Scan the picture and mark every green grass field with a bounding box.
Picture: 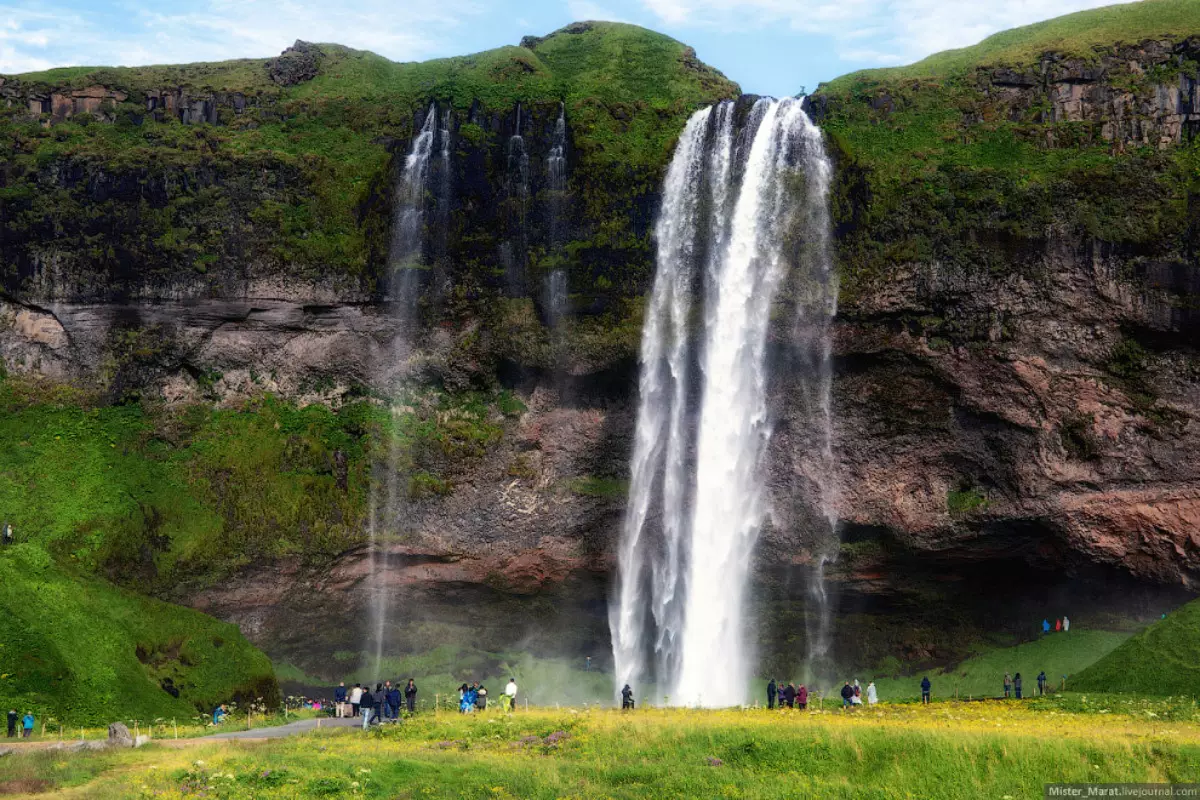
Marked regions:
[3,703,1198,798]
[862,630,1130,703]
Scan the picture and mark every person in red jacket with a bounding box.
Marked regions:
[1055,618,1062,632]
[797,684,808,710]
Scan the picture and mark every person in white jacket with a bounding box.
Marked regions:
[349,684,364,717]
[504,678,518,711]
[867,682,878,706]
[1063,615,1070,632]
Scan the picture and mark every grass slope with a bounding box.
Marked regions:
[0,543,276,726]
[1074,599,1200,695]
[7,706,1200,798]
[865,630,1129,701]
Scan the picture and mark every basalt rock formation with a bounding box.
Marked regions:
[2,6,1200,681]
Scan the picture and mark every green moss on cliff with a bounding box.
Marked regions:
[815,1,1200,303]
[0,377,518,591]
[0,23,736,284]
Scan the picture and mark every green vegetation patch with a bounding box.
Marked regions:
[0,543,276,725]
[1074,599,1200,695]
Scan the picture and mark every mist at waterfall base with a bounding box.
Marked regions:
[610,97,839,707]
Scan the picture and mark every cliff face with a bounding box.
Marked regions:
[2,13,1200,679]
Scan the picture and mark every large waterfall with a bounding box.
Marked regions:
[366,102,452,679]
[610,97,836,706]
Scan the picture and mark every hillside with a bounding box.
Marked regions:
[1073,599,1200,695]
[0,543,276,725]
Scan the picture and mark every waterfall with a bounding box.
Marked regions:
[508,103,530,198]
[610,97,835,707]
[366,102,443,681]
[545,269,568,330]
[547,102,568,249]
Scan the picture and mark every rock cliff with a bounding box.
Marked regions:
[2,7,1200,679]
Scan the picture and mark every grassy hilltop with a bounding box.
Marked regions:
[814,0,1200,302]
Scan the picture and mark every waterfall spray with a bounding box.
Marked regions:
[610,97,836,706]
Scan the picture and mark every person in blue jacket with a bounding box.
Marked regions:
[387,683,402,719]
[1043,619,1051,634]
[21,712,33,738]
[212,704,228,725]
[920,676,932,704]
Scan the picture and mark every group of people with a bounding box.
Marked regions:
[1042,616,1070,634]
[460,679,519,713]
[840,680,877,707]
[6,710,33,738]
[1003,671,1052,698]
[333,680,419,728]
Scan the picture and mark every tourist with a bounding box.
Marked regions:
[781,683,794,709]
[1063,615,1070,632]
[622,684,635,709]
[867,681,878,706]
[405,679,418,714]
[21,712,33,738]
[213,704,228,725]
[1055,618,1062,632]
[1,523,11,546]
[388,682,401,719]
[1042,619,1050,634]
[767,678,777,709]
[505,678,518,711]
[334,682,347,718]
[1003,673,1012,698]
[841,681,854,708]
[797,684,808,710]
[380,681,392,720]
[360,686,375,729]
[5,709,15,738]
[1013,673,1023,700]
[1037,671,1047,696]
[920,676,931,704]
[476,684,488,711]
[350,683,363,717]
[851,681,863,706]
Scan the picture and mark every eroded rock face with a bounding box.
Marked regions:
[267,41,324,87]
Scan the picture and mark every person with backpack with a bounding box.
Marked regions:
[404,679,418,714]
[476,684,488,711]
[621,684,635,710]
[920,677,932,704]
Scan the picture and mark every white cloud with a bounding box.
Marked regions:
[567,0,631,23]
[639,0,1139,66]
[0,0,484,74]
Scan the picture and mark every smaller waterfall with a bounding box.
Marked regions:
[366,101,442,681]
[548,102,567,192]
[390,103,438,272]
[508,103,530,198]
[545,269,568,330]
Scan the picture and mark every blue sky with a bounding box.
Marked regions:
[1,0,1137,96]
